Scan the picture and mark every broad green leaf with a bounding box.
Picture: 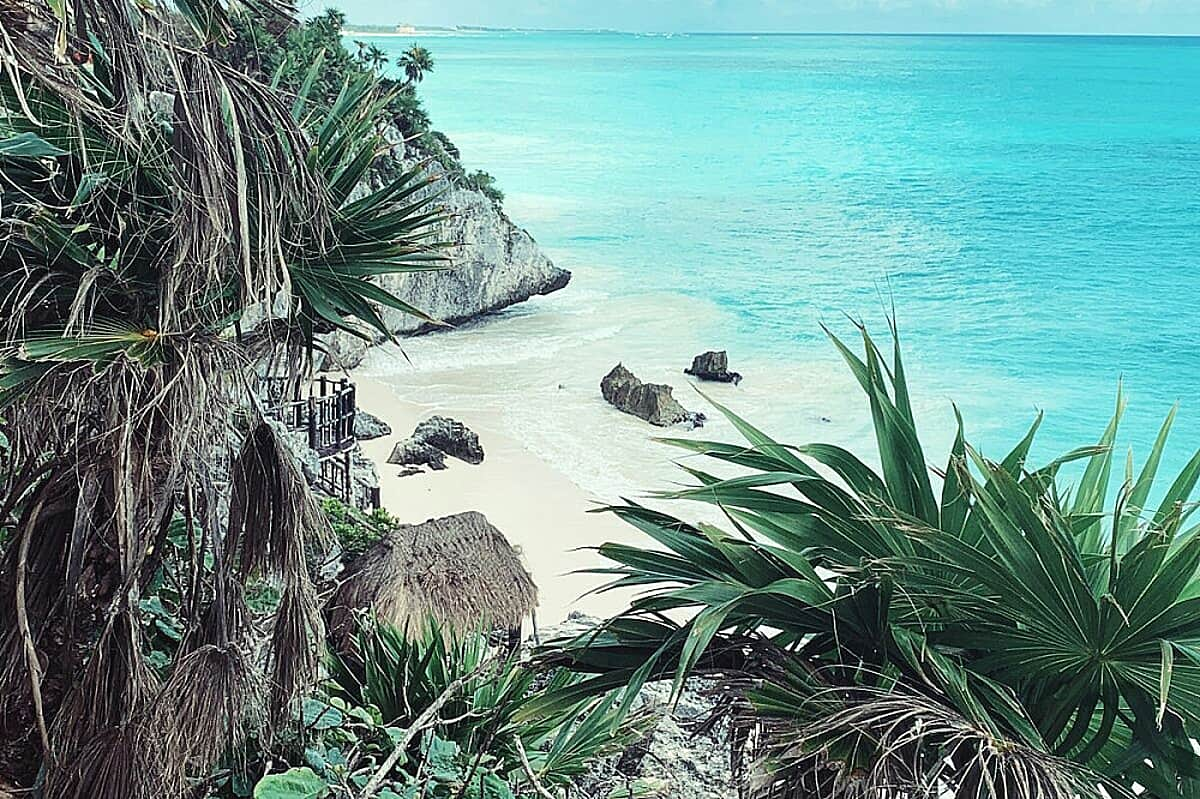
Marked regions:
[253,767,330,799]
[301,698,343,731]
[0,131,67,158]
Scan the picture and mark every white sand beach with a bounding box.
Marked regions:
[352,376,644,627]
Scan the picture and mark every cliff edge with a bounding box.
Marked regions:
[325,136,570,368]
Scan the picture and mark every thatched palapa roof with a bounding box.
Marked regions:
[326,511,537,640]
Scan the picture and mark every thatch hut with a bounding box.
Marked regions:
[325,511,538,643]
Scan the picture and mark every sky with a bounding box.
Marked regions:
[311,0,1200,35]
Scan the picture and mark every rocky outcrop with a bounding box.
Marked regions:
[387,415,484,471]
[387,439,448,471]
[538,614,733,799]
[685,350,742,385]
[601,364,705,428]
[353,408,392,440]
[379,157,570,336]
[323,140,570,369]
[625,681,733,799]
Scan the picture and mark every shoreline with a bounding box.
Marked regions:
[351,375,643,625]
[340,30,483,38]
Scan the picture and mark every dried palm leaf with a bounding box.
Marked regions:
[748,690,1110,799]
[153,643,264,770]
[265,582,321,729]
[228,418,331,581]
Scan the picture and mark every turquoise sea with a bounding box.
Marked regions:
[359,32,1200,499]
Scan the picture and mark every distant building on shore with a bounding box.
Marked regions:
[395,23,417,34]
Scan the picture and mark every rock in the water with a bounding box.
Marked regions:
[385,415,483,470]
[387,440,447,471]
[353,408,392,440]
[601,364,705,428]
[684,350,742,385]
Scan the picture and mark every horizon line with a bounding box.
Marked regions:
[338,25,1200,39]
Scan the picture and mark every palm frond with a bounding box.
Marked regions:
[545,322,1200,798]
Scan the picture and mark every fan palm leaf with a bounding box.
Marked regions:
[540,323,1200,798]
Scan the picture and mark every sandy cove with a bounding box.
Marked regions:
[351,375,645,627]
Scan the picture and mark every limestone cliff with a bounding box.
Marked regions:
[325,142,569,369]
[383,157,569,334]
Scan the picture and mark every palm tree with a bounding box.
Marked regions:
[0,0,445,793]
[366,43,389,72]
[399,43,434,87]
[534,324,1200,798]
[319,7,346,33]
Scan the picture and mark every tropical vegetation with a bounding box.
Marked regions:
[0,0,446,791]
[536,323,1200,799]
[0,1,610,794]
[225,11,504,204]
[323,497,396,558]
[182,612,651,799]
[5,0,1195,795]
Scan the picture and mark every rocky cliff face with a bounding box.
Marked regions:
[325,146,570,369]
[383,157,570,334]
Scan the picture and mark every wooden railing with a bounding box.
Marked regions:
[319,449,380,512]
[261,375,379,511]
[307,376,357,457]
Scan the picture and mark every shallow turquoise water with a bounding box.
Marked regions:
[361,32,1200,491]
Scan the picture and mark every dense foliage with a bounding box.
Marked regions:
[223,9,430,138]
[0,0,444,792]
[232,618,652,798]
[539,324,1200,798]
[13,1,1192,797]
[224,9,504,204]
[322,498,395,558]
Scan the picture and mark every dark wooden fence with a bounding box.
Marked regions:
[307,377,357,457]
[261,375,379,511]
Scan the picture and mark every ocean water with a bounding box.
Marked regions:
[355,32,1200,502]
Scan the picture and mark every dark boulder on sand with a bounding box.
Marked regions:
[684,350,742,385]
[354,408,392,440]
[411,415,485,464]
[387,440,448,471]
[601,364,705,428]
[386,415,484,471]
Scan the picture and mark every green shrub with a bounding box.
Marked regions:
[321,498,395,558]
[462,170,505,204]
[542,323,1200,798]
[241,617,651,798]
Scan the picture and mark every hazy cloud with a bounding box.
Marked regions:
[309,0,1200,34]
